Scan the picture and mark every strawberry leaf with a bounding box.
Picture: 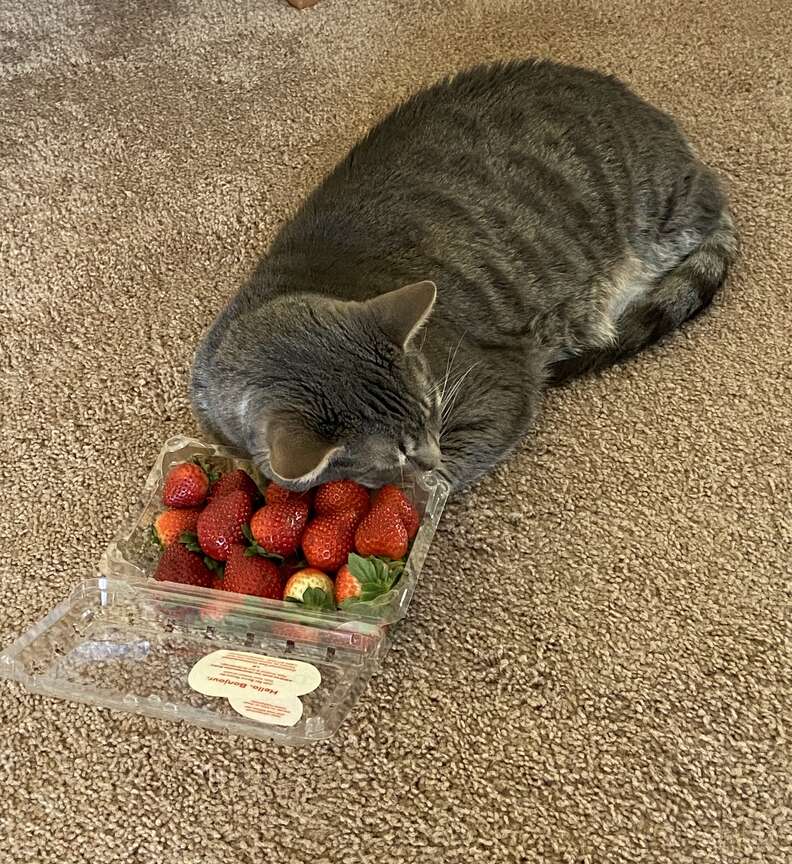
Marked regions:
[204,557,225,574]
[300,587,336,611]
[150,524,163,548]
[244,540,284,564]
[192,456,220,483]
[241,523,253,542]
[347,554,403,600]
[180,531,202,553]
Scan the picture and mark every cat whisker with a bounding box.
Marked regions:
[441,361,480,425]
[437,332,467,408]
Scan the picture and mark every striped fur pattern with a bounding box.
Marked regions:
[192,59,736,491]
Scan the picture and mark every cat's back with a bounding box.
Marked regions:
[328,59,675,185]
[289,59,686,256]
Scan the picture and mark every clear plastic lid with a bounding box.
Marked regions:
[0,436,449,744]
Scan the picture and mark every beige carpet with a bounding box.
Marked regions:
[1,0,789,861]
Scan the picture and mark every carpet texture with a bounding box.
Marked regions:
[1,1,789,862]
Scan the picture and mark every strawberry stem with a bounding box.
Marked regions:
[192,456,220,483]
[180,531,202,552]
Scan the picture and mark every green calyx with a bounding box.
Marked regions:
[191,456,220,484]
[241,524,284,563]
[204,557,225,575]
[346,553,404,602]
[298,587,336,611]
[179,532,224,574]
[180,531,201,553]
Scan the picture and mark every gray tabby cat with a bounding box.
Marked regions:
[191,59,735,492]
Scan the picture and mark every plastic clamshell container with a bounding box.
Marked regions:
[0,436,449,744]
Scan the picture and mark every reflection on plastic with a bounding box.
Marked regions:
[69,640,151,663]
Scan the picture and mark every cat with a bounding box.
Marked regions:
[191,59,736,492]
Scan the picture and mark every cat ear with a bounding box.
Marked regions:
[367,280,437,348]
[267,417,342,484]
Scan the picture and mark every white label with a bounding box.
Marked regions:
[227,693,304,727]
[187,649,320,727]
[188,649,321,699]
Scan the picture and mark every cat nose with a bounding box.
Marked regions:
[408,439,441,472]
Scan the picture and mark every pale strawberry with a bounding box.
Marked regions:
[282,568,335,610]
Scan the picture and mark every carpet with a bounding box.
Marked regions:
[0,1,789,862]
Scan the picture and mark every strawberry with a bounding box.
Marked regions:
[196,490,253,561]
[354,506,408,559]
[154,543,214,588]
[152,508,201,546]
[162,462,210,508]
[249,498,310,558]
[335,553,404,605]
[283,568,336,610]
[209,469,260,503]
[301,511,357,574]
[314,479,370,521]
[372,484,420,539]
[220,545,281,599]
[334,565,360,605]
[265,482,312,506]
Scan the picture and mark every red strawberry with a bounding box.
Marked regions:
[314,479,370,521]
[162,463,210,508]
[220,545,281,599]
[152,508,201,546]
[283,568,336,610]
[334,565,360,605]
[196,490,253,561]
[354,507,408,559]
[301,511,357,574]
[154,543,214,588]
[209,469,260,503]
[334,553,404,605]
[249,498,310,558]
[372,484,420,539]
[265,482,312,506]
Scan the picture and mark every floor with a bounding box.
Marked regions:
[0,1,789,862]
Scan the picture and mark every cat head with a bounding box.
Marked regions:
[192,280,442,490]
